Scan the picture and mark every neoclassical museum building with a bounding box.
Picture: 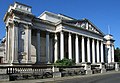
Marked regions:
[1,2,115,65]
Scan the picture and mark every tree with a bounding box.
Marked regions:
[114,47,120,62]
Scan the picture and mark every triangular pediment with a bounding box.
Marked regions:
[63,19,104,36]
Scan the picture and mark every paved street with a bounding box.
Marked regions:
[1,71,120,83]
[57,72,120,83]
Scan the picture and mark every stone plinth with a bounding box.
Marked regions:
[52,66,61,78]
[99,63,106,73]
[115,62,120,71]
[0,74,9,82]
[82,63,92,75]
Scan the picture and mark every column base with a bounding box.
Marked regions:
[13,60,19,64]
[86,70,92,75]
[82,62,92,75]
[27,60,32,63]
[47,62,51,64]
[101,68,106,73]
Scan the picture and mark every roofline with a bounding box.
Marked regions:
[58,13,76,20]
[15,2,32,8]
[38,11,60,19]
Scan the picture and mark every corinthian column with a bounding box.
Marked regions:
[60,31,64,60]
[75,34,79,63]
[101,41,104,63]
[96,40,100,63]
[46,32,50,63]
[92,39,95,63]
[37,31,41,63]
[12,22,19,63]
[25,25,32,63]
[112,45,115,62]
[82,36,85,63]
[68,33,72,59]
[54,33,58,62]
[87,37,91,63]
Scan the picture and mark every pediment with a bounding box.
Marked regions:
[63,19,104,36]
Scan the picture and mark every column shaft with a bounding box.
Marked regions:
[60,32,64,60]
[46,32,50,63]
[68,33,72,59]
[101,41,104,63]
[37,31,40,63]
[87,37,91,63]
[82,36,85,63]
[54,33,58,62]
[108,45,112,63]
[13,24,19,63]
[50,38,53,63]
[112,45,114,62]
[75,34,79,63]
[97,40,100,63]
[92,39,95,63]
[5,27,8,62]
[25,27,31,63]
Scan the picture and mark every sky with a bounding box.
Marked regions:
[0,0,120,48]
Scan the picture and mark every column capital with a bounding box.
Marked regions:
[82,36,85,39]
[13,21,19,27]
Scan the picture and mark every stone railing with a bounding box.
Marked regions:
[54,65,85,77]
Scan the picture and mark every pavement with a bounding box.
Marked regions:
[1,71,120,83]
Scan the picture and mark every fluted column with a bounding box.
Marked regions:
[101,41,104,63]
[112,45,114,62]
[60,31,64,60]
[68,33,72,59]
[13,22,19,63]
[25,25,31,63]
[87,37,91,63]
[82,36,85,63]
[108,45,111,63]
[54,33,58,62]
[46,32,50,63]
[96,40,100,63]
[92,39,95,63]
[5,27,8,63]
[75,34,79,63]
[37,31,40,63]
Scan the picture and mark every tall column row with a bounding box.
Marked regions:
[57,31,104,64]
[30,31,105,64]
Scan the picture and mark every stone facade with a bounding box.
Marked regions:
[3,2,115,65]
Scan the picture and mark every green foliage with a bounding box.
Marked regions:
[115,47,120,62]
[54,58,75,66]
